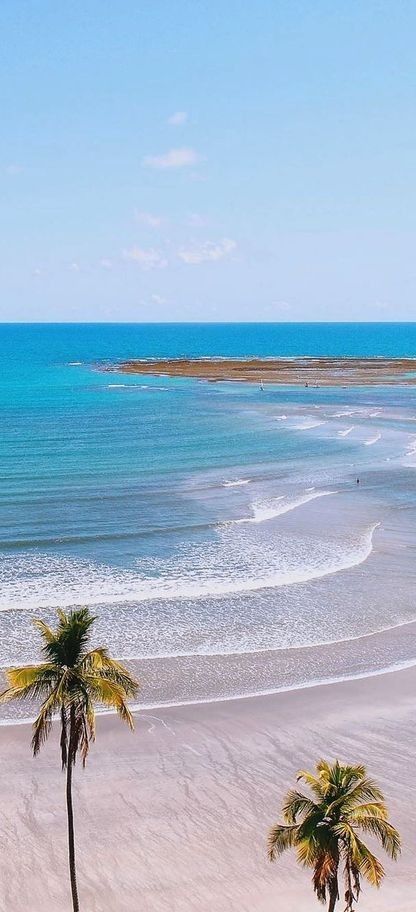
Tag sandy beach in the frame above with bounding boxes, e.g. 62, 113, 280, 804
1, 666, 415, 912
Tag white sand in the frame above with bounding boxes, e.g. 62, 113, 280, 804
1, 667, 415, 911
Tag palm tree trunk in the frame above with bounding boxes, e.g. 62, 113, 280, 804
328, 879, 339, 912
66, 710, 80, 912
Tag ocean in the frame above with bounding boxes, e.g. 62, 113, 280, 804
1, 322, 416, 719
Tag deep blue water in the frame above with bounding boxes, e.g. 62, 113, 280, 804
3, 322, 416, 367
1, 323, 416, 712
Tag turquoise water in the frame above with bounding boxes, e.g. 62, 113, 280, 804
1, 323, 416, 715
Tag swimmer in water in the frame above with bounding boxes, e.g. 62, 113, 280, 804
356, 478, 360, 485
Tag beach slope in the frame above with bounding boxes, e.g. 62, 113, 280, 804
1, 667, 416, 911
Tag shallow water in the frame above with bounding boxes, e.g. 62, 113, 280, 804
1, 323, 416, 718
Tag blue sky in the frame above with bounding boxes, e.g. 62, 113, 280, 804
1, 0, 415, 321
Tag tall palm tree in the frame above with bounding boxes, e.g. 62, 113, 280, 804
0, 607, 139, 912
268, 759, 400, 912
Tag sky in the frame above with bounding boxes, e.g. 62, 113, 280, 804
1, 0, 416, 322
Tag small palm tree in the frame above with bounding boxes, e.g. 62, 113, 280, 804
0, 608, 139, 912
268, 759, 400, 912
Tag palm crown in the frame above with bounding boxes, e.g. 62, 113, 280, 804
268, 759, 401, 911
0, 607, 139, 765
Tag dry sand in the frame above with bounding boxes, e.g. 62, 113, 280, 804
1, 667, 415, 912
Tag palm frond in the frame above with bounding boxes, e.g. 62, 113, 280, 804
341, 778, 384, 807
81, 674, 135, 728
282, 789, 318, 823
348, 801, 388, 821
352, 816, 401, 860
0, 664, 60, 704
32, 620, 57, 644
268, 823, 298, 860
296, 835, 321, 868
297, 769, 326, 799
312, 850, 337, 901
80, 651, 139, 697
32, 680, 66, 756
350, 834, 385, 886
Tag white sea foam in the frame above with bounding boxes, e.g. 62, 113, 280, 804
222, 479, 250, 487
235, 489, 336, 524
116, 615, 416, 662
108, 383, 167, 391
274, 414, 287, 420
291, 419, 326, 430
0, 520, 378, 612
403, 438, 416, 464
364, 433, 381, 446
338, 426, 354, 437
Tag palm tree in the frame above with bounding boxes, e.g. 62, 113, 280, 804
0, 607, 139, 912
268, 759, 400, 912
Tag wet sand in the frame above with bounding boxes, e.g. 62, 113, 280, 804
1, 666, 415, 911
113, 356, 416, 386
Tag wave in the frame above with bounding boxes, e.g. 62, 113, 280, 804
405, 436, 416, 454
338, 426, 354, 437
291, 419, 326, 430
274, 415, 287, 420
234, 489, 336, 524
403, 439, 416, 465
107, 383, 168, 391
222, 479, 250, 487
364, 433, 381, 446
0, 521, 378, 612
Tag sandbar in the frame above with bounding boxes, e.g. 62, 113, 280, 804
111, 356, 416, 385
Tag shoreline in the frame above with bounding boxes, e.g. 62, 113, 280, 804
1, 665, 415, 911
3, 611, 416, 726
109, 355, 416, 385
2, 652, 416, 729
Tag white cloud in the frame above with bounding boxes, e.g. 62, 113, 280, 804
167, 111, 188, 126
178, 238, 237, 265
100, 258, 113, 270
135, 210, 164, 228
69, 262, 80, 272
143, 147, 199, 170
123, 246, 168, 270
